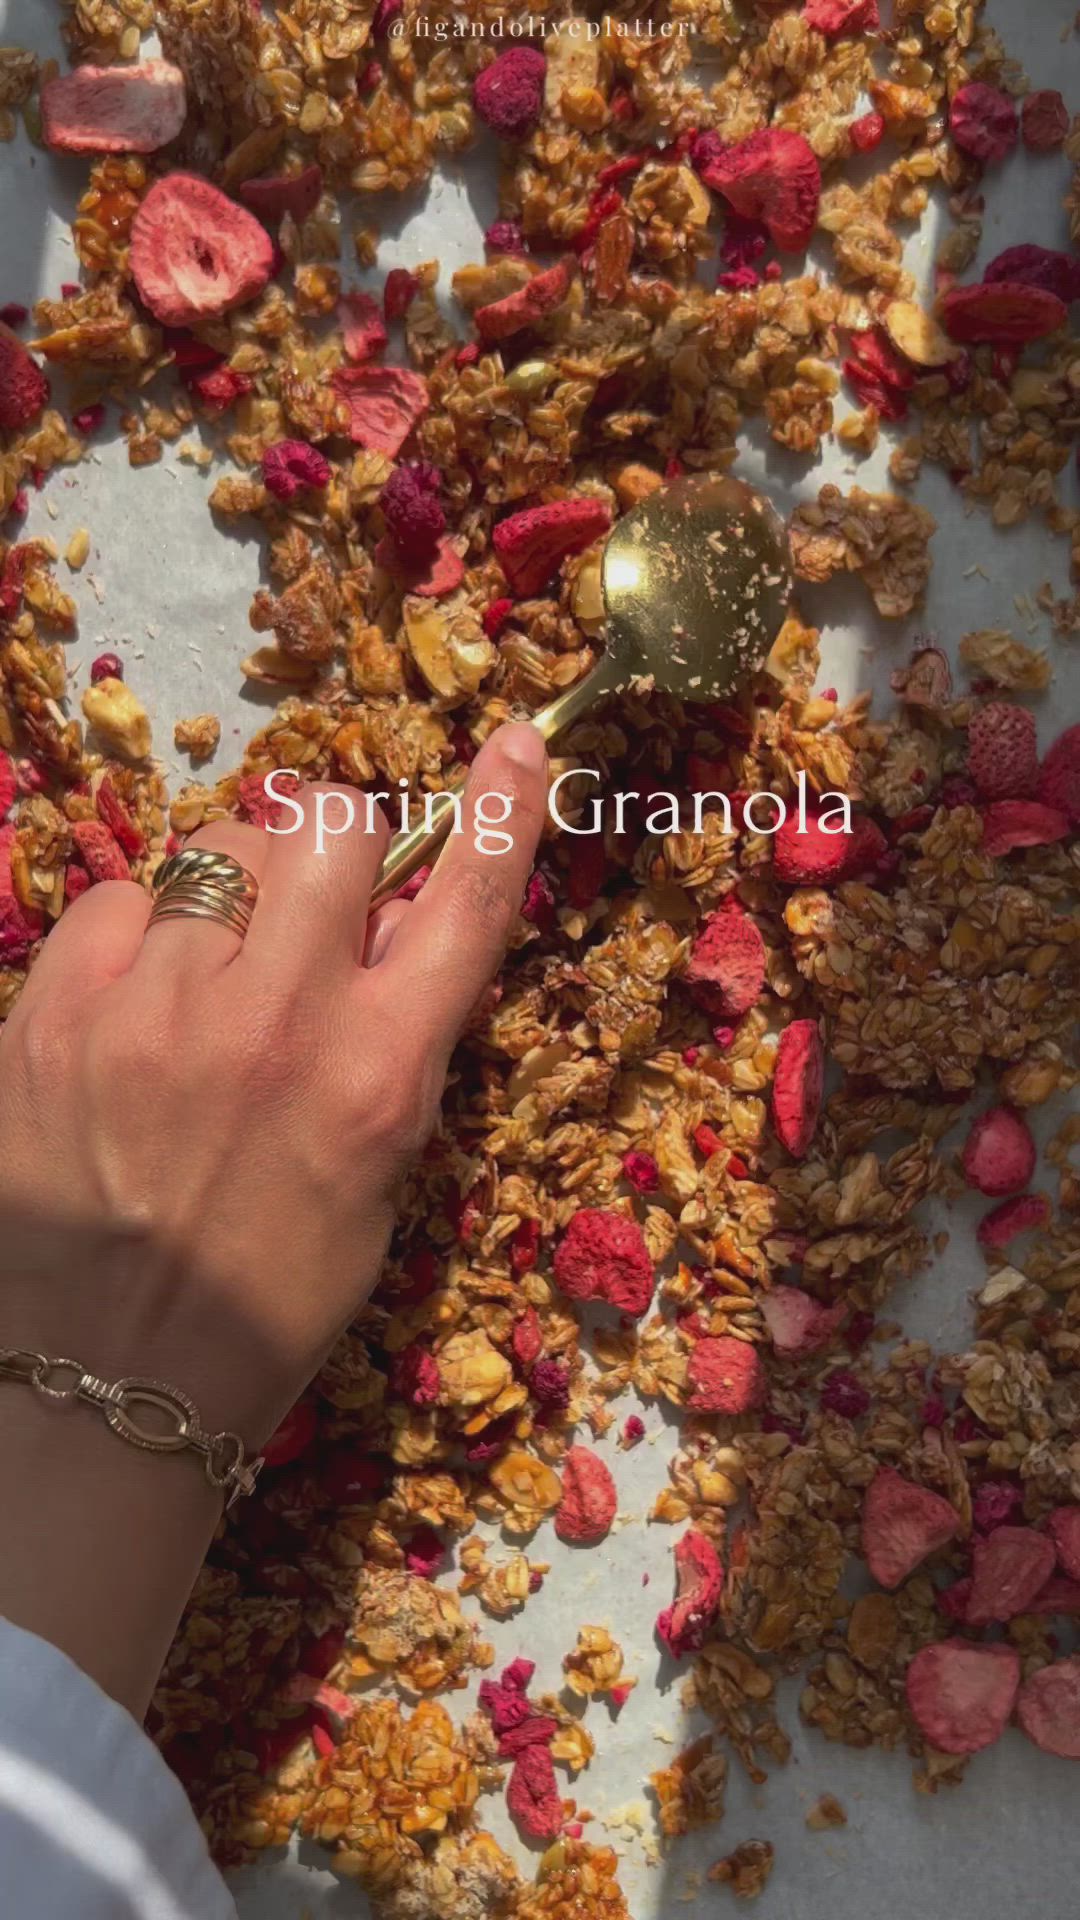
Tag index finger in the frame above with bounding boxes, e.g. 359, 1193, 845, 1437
371, 721, 547, 1053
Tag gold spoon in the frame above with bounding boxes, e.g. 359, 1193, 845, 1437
370, 472, 791, 906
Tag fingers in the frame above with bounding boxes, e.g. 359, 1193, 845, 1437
248, 781, 390, 976
373, 722, 547, 1054
6, 879, 151, 1021
133, 819, 273, 977
363, 899, 411, 968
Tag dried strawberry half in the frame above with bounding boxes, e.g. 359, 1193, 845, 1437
1016, 1657, 1080, 1759
984, 245, 1080, 306
861, 1466, 959, 1589
961, 1105, 1035, 1198
41, 58, 187, 155
771, 1019, 824, 1159
656, 1529, 723, 1658
967, 701, 1036, 800
698, 128, 820, 253
330, 365, 429, 456
130, 173, 275, 326
906, 1640, 1019, 1755
941, 281, 1067, 345
966, 1525, 1056, 1626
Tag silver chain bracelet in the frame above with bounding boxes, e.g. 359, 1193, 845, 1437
0, 1348, 264, 1509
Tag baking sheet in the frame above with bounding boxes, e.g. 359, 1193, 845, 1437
1, 3, 1078, 1915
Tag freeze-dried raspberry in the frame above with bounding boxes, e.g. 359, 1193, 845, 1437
404, 1524, 446, 1579
1036, 723, 1080, 824
379, 461, 445, 559
493, 496, 611, 598
485, 219, 527, 254
656, 1529, 723, 1658
1048, 1508, 1080, 1581
967, 701, 1036, 799
941, 281, 1067, 344
966, 1525, 1056, 1625
985, 244, 1080, 306
1021, 89, 1069, 153
906, 1641, 1020, 1755
331, 365, 429, 455
554, 1209, 654, 1316
507, 1744, 563, 1843
761, 1286, 844, 1358
511, 1306, 543, 1371
41, 58, 187, 154
374, 532, 465, 599
389, 1343, 440, 1407
771, 1019, 824, 1160
238, 163, 323, 225
819, 1369, 871, 1418
555, 1445, 617, 1543
976, 1191, 1050, 1250
483, 596, 514, 639
521, 869, 555, 935
717, 214, 767, 272
531, 1359, 570, 1408
473, 46, 546, 141
498, 1714, 559, 1758
0, 326, 49, 432
697, 128, 821, 253
980, 800, 1070, 857
91, 651, 122, 683
97, 777, 145, 858
949, 82, 1018, 164
861, 1466, 959, 1589
972, 1480, 1022, 1533
72, 818, 130, 884
622, 1149, 660, 1195
623, 1414, 645, 1447
961, 1105, 1035, 1197
682, 898, 765, 1020
261, 1398, 317, 1467
510, 1218, 541, 1276
475, 257, 574, 344
262, 439, 331, 502
849, 109, 885, 153
338, 290, 388, 363
383, 267, 419, 321
1016, 1658, 1080, 1759
687, 1335, 764, 1414
189, 366, 253, 412
130, 173, 275, 326
773, 807, 883, 886
72, 402, 106, 435
803, 0, 879, 32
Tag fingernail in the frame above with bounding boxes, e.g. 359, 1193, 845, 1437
499, 721, 546, 770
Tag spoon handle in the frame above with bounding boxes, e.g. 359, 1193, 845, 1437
369, 652, 622, 908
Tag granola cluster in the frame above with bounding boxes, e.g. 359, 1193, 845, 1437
3, 0, 1080, 1911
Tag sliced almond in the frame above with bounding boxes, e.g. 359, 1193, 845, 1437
884, 299, 958, 368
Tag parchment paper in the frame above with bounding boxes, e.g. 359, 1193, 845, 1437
1, 3, 1078, 1915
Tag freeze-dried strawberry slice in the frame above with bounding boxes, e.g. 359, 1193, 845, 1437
977, 1191, 1050, 1250
1017, 1658, 1080, 1759
238, 163, 323, 225
698, 129, 821, 253
682, 898, 765, 1019
553, 1207, 655, 1316
980, 801, 1069, 858
72, 818, 130, 884
961, 1105, 1035, 1197
906, 1641, 1020, 1755
761, 1285, 844, 1358
330, 365, 429, 456
374, 533, 465, 598
130, 173, 275, 326
967, 1525, 1056, 1625
555, 1446, 617, 1544
1022, 90, 1069, 154
493, 496, 611, 599
941, 281, 1067, 345
0, 325, 49, 432
984, 245, 1080, 305
1027, 1576, 1080, 1616
474, 258, 574, 344
949, 83, 1018, 165
687, 1335, 764, 1414
967, 701, 1036, 800
803, 0, 879, 34
507, 1744, 563, 1843
771, 1019, 824, 1159
338, 290, 388, 364
862, 1466, 960, 1589
1048, 1508, 1080, 1581
1036, 723, 1080, 824
41, 58, 186, 155
656, 1529, 723, 1658
773, 808, 884, 886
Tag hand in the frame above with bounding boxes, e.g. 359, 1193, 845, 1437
0, 721, 547, 1710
